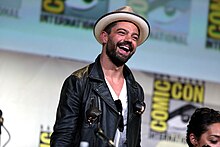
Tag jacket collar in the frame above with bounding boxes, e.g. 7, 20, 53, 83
88, 54, 138, 88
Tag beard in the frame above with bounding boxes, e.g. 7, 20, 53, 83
106, 39, 135, 67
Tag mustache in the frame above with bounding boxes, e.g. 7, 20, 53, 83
202, 145, 211, 147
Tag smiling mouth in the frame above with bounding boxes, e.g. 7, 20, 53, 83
118, 45, 130, 52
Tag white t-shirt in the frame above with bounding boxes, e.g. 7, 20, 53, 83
105, 78, 128, 147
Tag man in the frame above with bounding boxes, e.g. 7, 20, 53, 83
50, 6, 150, 147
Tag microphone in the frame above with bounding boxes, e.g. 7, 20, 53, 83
0, 109, 11, 146
0, 109, 3, 122
0, 109, 3, 135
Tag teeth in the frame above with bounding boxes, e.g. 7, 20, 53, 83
119, 45, 129, 51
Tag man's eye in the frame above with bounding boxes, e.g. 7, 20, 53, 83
132, 36, 138, 41
118, 31, 125, 35
210, 140, 218, 144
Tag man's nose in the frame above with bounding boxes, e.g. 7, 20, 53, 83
124, 35, 132, 42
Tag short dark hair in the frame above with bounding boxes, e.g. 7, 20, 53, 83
186, 107, 220, 147
103, 21, 118, 34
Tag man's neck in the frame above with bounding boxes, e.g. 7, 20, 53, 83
100, 53, 124, 79
100, 53, 125, 97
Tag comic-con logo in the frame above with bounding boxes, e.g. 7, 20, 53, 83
40, 0, 109, 28
39, 125, 52, 147
149, 75, 205, 144
206, 0, 220, 50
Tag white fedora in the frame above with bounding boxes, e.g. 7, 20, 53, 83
93, 6, 150, 46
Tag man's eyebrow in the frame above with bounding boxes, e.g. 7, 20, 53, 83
116, 28, 127, 32
210, 135, 220, 138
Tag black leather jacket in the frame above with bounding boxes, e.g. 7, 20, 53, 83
51, 55, 145, 147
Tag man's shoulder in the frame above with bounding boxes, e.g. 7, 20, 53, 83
71, 64, 90, 79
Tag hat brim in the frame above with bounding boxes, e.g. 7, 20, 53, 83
93, 11, 150, 46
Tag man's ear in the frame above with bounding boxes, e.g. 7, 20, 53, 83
99, 31, 108, 44
189, 133, 199, 146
